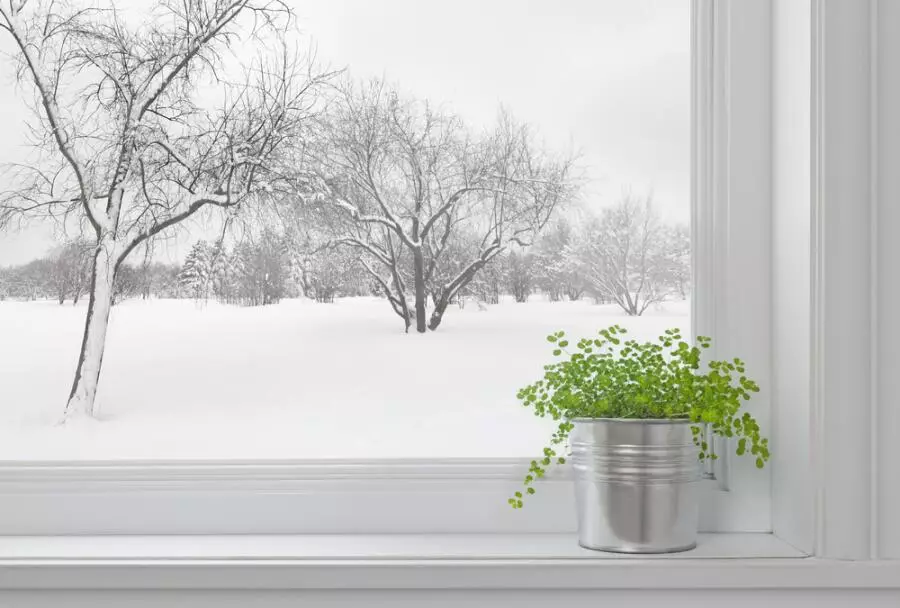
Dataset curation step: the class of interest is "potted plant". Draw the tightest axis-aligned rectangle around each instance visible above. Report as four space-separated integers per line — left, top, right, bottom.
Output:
511 325 769 554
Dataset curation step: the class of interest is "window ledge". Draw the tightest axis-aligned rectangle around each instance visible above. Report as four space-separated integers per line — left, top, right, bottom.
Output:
0 532 801 561
0 532 895 591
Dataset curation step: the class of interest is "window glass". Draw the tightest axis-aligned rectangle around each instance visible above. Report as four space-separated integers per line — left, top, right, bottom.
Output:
0 0 690 459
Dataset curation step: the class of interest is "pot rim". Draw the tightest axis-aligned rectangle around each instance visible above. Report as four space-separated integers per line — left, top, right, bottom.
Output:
570 417 694 425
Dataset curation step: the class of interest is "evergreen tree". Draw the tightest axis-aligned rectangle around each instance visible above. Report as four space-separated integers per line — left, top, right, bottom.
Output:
209 241 232 302
178 240 212 301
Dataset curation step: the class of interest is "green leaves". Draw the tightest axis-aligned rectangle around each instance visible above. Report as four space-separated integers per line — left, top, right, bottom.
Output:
509 326 771 508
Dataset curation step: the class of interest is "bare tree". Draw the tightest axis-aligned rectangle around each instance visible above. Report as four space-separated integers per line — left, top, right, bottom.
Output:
296 245 362 303
112 263 141 304
0 0 329 418
314 79 576 332
69 238 93 305
281 211 365 302
47 237 91 304
532 217 586 301
232 230 289 306
504 250 535 303
575 195 679 316
470 256 503 305
6 257 49 300
47 249 71 304
664 223 691 299
136 261 181 299
138 238 155 300
0 267 9 300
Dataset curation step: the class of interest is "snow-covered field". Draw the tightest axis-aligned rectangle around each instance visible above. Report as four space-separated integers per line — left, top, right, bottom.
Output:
0 297 689 460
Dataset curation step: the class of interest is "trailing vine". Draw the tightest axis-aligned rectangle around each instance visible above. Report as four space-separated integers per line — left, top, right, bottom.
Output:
509 325 768 509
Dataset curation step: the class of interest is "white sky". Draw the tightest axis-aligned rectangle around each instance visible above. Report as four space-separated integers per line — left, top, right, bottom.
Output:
0 0 690 265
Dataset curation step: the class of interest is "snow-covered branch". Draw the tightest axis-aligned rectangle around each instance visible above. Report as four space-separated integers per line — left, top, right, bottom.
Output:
309 78 578 332
0 0 328 418
0 2 104 233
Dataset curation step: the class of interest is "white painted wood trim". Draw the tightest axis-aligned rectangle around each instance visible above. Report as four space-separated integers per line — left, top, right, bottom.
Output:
0 533 803 561
691 0 725 485
691 0 774 529
868 0 880 562
690 0 717 357
0 459 554 488
8 561 898 591
4 533 887 593
0 458 746 535
810 0 877 561
873 0 900 560
23 564 877 591
771 0 814 556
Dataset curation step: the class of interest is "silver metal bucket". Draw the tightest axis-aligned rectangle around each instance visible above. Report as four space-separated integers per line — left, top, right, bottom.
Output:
570 418 701 553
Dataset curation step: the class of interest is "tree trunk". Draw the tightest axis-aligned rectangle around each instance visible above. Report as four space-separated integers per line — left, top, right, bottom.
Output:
412 246 427 333
64 240 116 419
428 295 450 330
428 253 498 330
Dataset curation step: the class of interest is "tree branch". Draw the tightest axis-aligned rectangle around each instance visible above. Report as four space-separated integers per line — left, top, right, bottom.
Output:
0 6 104 233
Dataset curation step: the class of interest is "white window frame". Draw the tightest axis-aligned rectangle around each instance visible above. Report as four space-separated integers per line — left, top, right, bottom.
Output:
4 6 900 602
0 0 836 542
0 0 774 537
0 0 897 583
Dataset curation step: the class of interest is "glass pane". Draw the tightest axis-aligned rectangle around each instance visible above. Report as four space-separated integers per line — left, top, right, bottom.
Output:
0 0 690 459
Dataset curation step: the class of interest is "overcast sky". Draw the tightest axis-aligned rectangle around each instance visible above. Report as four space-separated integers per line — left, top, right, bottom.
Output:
0 0 689 265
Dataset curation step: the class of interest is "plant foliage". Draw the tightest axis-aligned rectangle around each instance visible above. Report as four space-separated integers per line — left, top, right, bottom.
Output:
509 325 768 508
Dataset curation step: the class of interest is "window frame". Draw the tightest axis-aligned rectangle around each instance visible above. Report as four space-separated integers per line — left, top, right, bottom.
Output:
0 0 776 537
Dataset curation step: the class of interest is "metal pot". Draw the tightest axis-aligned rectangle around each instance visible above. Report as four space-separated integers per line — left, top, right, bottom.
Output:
570 418 701 553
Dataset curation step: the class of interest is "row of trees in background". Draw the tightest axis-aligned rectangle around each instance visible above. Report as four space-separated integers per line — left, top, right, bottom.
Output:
531 196 690 315
0 239 91 304
1 195 690 315
177 232 293 306
0 238 181 304
290 194 690 315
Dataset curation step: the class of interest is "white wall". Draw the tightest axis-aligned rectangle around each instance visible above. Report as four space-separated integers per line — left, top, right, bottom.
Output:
771 0 813 555
804 0 900 561
875 0 900 561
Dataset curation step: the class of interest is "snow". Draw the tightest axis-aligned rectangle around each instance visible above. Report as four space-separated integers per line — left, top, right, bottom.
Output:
0 296 689 460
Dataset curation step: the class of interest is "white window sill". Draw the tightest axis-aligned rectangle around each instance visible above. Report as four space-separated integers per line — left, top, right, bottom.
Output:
0 532 802 561
0 532 896 591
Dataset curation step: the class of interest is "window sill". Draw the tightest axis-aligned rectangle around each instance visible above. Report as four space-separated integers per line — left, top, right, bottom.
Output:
1 532 894 591
0 532 802 561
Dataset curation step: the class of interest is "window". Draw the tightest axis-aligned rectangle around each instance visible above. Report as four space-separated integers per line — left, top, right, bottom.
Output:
0 0 691 461
0 0 775 537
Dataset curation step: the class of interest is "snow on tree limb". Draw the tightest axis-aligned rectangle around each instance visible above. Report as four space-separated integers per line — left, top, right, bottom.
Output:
0 0 331 417
571 195 689 316
308 77 579 332
0 1 105 233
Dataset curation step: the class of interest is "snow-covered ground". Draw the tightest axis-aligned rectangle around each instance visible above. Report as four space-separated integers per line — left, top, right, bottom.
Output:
0 296 689 460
